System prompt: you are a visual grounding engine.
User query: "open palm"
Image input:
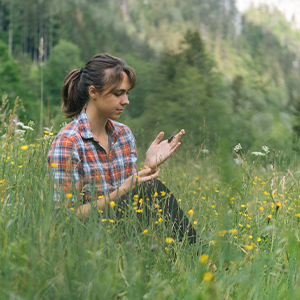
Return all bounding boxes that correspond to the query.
[144,129,185,170]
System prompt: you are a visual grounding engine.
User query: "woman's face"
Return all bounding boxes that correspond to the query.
[88,72,131,121]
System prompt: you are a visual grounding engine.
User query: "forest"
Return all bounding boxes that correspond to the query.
[1,0,300,152]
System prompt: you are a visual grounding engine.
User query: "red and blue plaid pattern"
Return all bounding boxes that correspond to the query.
[47,109,138,201]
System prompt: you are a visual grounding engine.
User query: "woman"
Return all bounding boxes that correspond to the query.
[48,53,196,244]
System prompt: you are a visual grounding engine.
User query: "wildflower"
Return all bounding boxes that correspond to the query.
[139,198,143,203]
[295,213,300,218]
[241,204,245,208]
[257,237,261,242]
[177,199,181,202]
[261,182,266,185]
[249,235,253,239]
[234,236,238,239]
[234,143,242,152]
[252,151,265,156]
[259,207,264,211]
[262,146,270,154]
[253,182,257,185]
[211,205,215,208]
[66,193,72,199]
[70,208,74,211]
[51,163,58,168]
[246,224,250,228]
[199,254,209,263]
[239,223,243,227]
[245,245,253,250]
[188,209,194,215]
[102,219,107,222]
[218,230,227,237]
[143,229,148,234]
[267,215,272,220]
[98,195,104,199]
[215,190,219,193]
[264,191,269,195]
[193,221,197,225]
[160,191,166,196]
[109,219,115,223]
[137,209,143,213]
[110,201,115,208]
[133,194,139,199]
[276,202,281,210]
[210,240,215,245]
[21,145,29,151]
[203,272,213,281]
[165,237,174,244]
[229,229,238,234]
[158,217,162,223]
[154,192,158,197]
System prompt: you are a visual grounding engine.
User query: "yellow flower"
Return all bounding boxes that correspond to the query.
[241,204,245,208]
[109,219,115,223]
[21,145,29,151]
[66,193,72,198]
[257,237,261,242]
[203,272,213,281]
[264,191,269,195]
[267,215,272,220]
[177,199,181,202]
[210,240,215,245]
[51,163,58,168]
[137,209,143,213]
[218,230,227,237]
[139,198,143,203]
[259,207,264,211]
[193,221,197,225]
[158,217,162,223]
[70,208,74,211]
[253,182,257,185]
[165,237,174,244]
[188,209,194,215]
[295,213,300,218]
[102,219,107,222]
[229,229,237,234]
[246,224,250,228]
[249,235,253,239]
[133,194,139,199]
[276,202,281,208]
[245,245,253,250]
[160,191,166,196]
[211,205,215,208]
[143,229,148,234]
[239,223,243,227]
[154,192,158,197]
[199,254,209,263]
[98,195,104,199]
[110,201,115,208]
[215,190,219,193]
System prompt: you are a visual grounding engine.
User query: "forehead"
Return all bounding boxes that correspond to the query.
[116,72,131,90]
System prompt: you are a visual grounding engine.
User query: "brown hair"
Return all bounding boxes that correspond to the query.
[62,53,136,118]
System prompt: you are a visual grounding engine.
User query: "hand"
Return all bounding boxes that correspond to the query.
[144,129,185,170]
[126,167,160,190]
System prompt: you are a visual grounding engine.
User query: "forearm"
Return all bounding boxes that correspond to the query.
[76,175,135,217]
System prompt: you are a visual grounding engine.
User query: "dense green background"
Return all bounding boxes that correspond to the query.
[1,0,300,152]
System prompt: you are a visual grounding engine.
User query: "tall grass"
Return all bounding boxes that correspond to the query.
[1,97,300,299]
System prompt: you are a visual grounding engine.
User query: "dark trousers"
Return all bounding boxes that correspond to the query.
[115,179,197,244]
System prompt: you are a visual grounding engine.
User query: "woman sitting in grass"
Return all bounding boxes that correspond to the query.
[47,53,196,244]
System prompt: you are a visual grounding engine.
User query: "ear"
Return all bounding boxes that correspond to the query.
[88,85,97,100]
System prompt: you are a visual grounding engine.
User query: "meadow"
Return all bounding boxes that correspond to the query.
[1,99,300,299]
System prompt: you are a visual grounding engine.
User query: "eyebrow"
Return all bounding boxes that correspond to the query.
[114,89,129,92]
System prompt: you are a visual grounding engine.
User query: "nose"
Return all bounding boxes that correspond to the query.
[121,94,129,106]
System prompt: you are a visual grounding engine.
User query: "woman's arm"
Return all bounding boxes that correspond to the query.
[76,167,160,216]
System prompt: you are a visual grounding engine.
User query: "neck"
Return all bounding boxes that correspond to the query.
[85,105,108,137]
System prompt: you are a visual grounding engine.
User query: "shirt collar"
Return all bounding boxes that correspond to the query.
[78,109,119,141]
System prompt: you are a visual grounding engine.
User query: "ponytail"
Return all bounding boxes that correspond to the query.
[61,53,136,119]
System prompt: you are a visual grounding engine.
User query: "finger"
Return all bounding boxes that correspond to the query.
[152,131,164,145]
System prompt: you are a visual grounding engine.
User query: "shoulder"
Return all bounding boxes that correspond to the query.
[110,120,134,138]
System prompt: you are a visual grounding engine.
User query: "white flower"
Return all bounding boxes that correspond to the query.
[234,158,240,164]
[262,146,270,154]
[234,143,242,153]
[252,151,265,156]
[22,125,34,131]
[201,149,209,154]
[16,122,24,127]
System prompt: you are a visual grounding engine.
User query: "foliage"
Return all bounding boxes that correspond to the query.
[1,104,300,298]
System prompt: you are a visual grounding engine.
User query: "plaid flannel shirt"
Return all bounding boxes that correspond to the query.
[47,109,138,201]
